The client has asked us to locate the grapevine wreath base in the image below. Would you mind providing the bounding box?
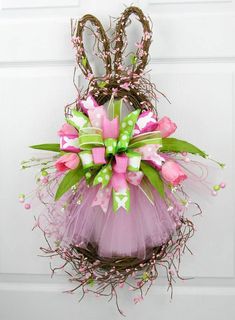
[20,6,225,315]
[39,217,194,314]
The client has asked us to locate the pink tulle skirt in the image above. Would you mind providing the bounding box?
[38,180,183,259]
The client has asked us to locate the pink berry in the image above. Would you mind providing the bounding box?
[184,157,190,163]
[24,203,31,209]
[211,190,217,197]
[42,177,49,184]
[19,197,25,203]
[220,182,226,189]
[181,152,187,156]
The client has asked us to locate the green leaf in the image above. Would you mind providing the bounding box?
[55,168,84,200]
[140,161,165,198]
[30,144,60,152]
[81,56,87,67]
[142,272,149,281]
[130,54,137,65]
[87,277,95,287]
[161,138,207,158]
[97,81,107,88]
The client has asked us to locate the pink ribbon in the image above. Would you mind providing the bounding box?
[92,155,144,213]
[133,111,158,136]
[111,154,128,191]
[126,171,144,186]
[92,185,112,212]
[102,116,119,139]
[58,123,80,152]
[78,94,99,114]
[136,144,165,169]
[92,147,106,165]
[88,106,106,129]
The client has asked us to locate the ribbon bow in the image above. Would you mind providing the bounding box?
[65,94,164,213]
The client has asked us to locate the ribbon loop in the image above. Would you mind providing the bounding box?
[117,110,140,152]
[93,163,112,188]
[66,109,90,131]
[107,96,123,121]
[79,127,104,150]
[129,131,162,149]
[104,138,117,156]
[79,150,94,169]
[126,151,141,172]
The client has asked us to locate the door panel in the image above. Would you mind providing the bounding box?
[0,0,234,319]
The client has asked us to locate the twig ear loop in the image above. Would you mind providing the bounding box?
[114,6,152,76]
[72,7,155,111]
[73,14,112,79]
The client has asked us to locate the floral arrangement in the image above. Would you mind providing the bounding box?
[20,6,225,315]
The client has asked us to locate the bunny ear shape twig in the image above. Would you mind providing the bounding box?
[114,6,152,76]
[72,14,112,79]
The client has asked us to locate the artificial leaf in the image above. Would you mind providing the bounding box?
[30,144,60,152]
[140,161,165,198]
[81,56,87,67]
[55,168,84,200]
[87,277,95,287]
[161,138,207,158]
[130,54,137,65]
[98,81,107,88]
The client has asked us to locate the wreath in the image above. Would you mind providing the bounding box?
[19,6,225,315]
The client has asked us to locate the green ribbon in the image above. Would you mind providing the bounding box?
[129,131,162,149]
[93,163,112,188]
[107,96,123,122]
[78,127,104,150]
[66,109,90,130]
[79,150,94,169]
[104,138,117,156]
[126,150,141,171]
[117,110,140,152]
[113,189,130,212]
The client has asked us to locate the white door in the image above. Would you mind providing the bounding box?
[0,0,234,319]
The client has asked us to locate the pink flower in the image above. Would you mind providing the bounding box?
[157,116,177,138]
[55,153,80,172]
[58,123,78,137]
[161,160,187,186]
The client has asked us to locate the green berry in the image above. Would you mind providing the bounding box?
[213,185,220,191]
[41,170,48,176]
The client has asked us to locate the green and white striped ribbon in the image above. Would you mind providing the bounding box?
[78,127,104,150]
[128,131,162,149]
